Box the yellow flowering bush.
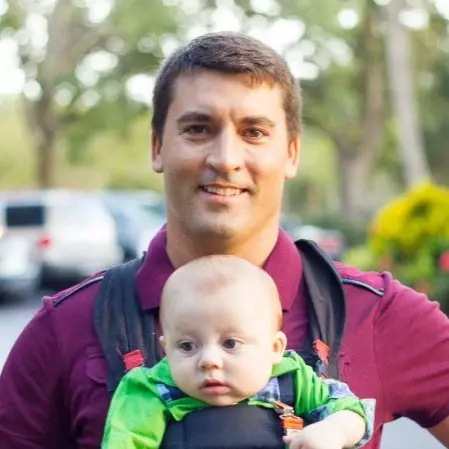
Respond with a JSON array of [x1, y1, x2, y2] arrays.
[[369, 182, 449, 307]]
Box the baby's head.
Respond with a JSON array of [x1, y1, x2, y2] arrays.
[[159, 255, 287, 406]]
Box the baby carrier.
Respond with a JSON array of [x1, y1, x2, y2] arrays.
[[94, 239, 347, 448]]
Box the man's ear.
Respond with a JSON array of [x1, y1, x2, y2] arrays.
[[152, 130, 163, 173], [272, 331, 287, 364], [159, 335, 166, 351], [285, 136, 300, 180]]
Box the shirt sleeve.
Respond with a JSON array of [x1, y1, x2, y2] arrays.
[[375, 276, 449, 427], [291, 352, 375, 447], [0, 299, 65, 449], [102, 367, 167, 449]]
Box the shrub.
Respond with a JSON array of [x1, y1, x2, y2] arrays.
[[369, 182, 449, 311]]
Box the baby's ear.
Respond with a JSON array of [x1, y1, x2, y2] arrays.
[[159, 336, 166, 350], [272, 331, 287, 364]]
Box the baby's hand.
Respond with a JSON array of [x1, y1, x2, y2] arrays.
[[283, 421, 345, 449]]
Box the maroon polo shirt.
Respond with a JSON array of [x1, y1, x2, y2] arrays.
[[1, 227, 449, 449]]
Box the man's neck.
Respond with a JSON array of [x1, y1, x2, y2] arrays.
[[165, 223, 280, 269]]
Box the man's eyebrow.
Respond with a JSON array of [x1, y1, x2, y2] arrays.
[[176, 111, 212, 125], [241, 116, 276, 128]]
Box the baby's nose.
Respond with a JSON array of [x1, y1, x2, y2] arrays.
[[198, 347, 223, 370]]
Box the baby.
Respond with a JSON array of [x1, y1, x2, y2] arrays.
[[102, 255, 374, 449]]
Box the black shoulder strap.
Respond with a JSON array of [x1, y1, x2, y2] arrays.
[[295, 239, 346, 379], [93, 257, 161, 392], [278, 371, 295, 405]]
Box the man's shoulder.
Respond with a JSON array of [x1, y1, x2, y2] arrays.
[[335, 261, 386, 298], [46, 270, 106, 310], [38, 270, 107, 344], [36, 270, 109, 367], [334, 261, 418, 306], [334, 261, 440, 322]]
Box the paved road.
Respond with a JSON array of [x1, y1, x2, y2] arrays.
[[0, 292, 445, 448]]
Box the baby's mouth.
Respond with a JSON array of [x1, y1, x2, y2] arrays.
[[201, 379, 226, 388]]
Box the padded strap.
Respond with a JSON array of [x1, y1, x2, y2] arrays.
[[278, 371, 295, 406], [93, 257, 160, 392], [295, 239, 346, 379]]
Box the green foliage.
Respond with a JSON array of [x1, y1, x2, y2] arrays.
[[343, 244, 378, 271], [107, 168, 163, 192], [370, 182, 449, 258], [0, 100, 35, 189], [0, 99, 162, 190], [0, 0, 185, 185], [369, 182, 449, 308], [57, 0, 183, 158]]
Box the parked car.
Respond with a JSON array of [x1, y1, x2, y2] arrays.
[[126, 190, 167, 221], [281, 215, 345, 261], [0, 190, 123, 284], [0, 230, 41, 299], [99, 190, 165, 261]]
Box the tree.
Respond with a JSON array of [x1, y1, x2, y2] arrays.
[[276, 0, 386, 220], [1, 0, 183, 187], [302, 0, 385, 220], [412, 1, 449, 185], [385, 0, 431, 186]]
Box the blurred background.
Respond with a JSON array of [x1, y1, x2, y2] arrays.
[[0, 0, 448, 447]]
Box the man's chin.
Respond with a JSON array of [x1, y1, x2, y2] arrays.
[[191, 220, 242, 240]]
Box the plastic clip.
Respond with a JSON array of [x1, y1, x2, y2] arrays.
[[272, 400, 304, 436]]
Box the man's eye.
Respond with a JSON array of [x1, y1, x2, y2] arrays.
[[243, 128, 267, 139], [185, 125, 209, 135], [179, 341, 195, 352], [223, 339, 240, 350]]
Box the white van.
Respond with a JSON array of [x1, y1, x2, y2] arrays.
[[0, 190, 123, 284]]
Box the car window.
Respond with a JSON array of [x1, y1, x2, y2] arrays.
[[5, 204, 46, 228]]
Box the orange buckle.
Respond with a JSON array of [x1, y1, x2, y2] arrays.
[[281, 415, 304, 436], [272, 400, 304, 435], [123, 349, 144, 372], [313, 339, 330, 365]]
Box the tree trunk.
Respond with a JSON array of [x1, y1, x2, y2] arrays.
[[336, 138, 379, 221], [334, 2, 384, 221], [13, 0, 95, 188], [35, 128, 56, 189], [307, 1, 385, 220], [24, 95, 57, 188], [385, 0, 431, 186]]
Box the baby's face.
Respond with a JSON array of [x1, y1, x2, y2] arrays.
[[161, 283, 285, 406]]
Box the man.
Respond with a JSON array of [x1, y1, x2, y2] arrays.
[[0, 31, 448, 449]]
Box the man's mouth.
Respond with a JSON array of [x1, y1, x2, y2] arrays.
[[201, 185, 247, 196]]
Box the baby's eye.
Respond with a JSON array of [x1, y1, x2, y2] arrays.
[[223, 339, 240, 350], [179, 341, 196, 353]]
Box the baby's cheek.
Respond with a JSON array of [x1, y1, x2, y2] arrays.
[[239, 359, 272, 393], [170, 359, 193, 383]]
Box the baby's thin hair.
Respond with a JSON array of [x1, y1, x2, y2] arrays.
[[160, 255, 283, 330]]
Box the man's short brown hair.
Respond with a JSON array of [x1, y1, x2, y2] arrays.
[[151, 31, 301, 142]]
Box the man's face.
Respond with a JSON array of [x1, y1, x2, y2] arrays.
[[152, 70, 299, 242], [161, 282, 285, 406]]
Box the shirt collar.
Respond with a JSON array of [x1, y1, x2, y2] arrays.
[[136, 226, 302, 312]]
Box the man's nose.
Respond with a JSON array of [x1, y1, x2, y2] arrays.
[[205, 126, 244, 173], [198, 347, 223, 370]]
